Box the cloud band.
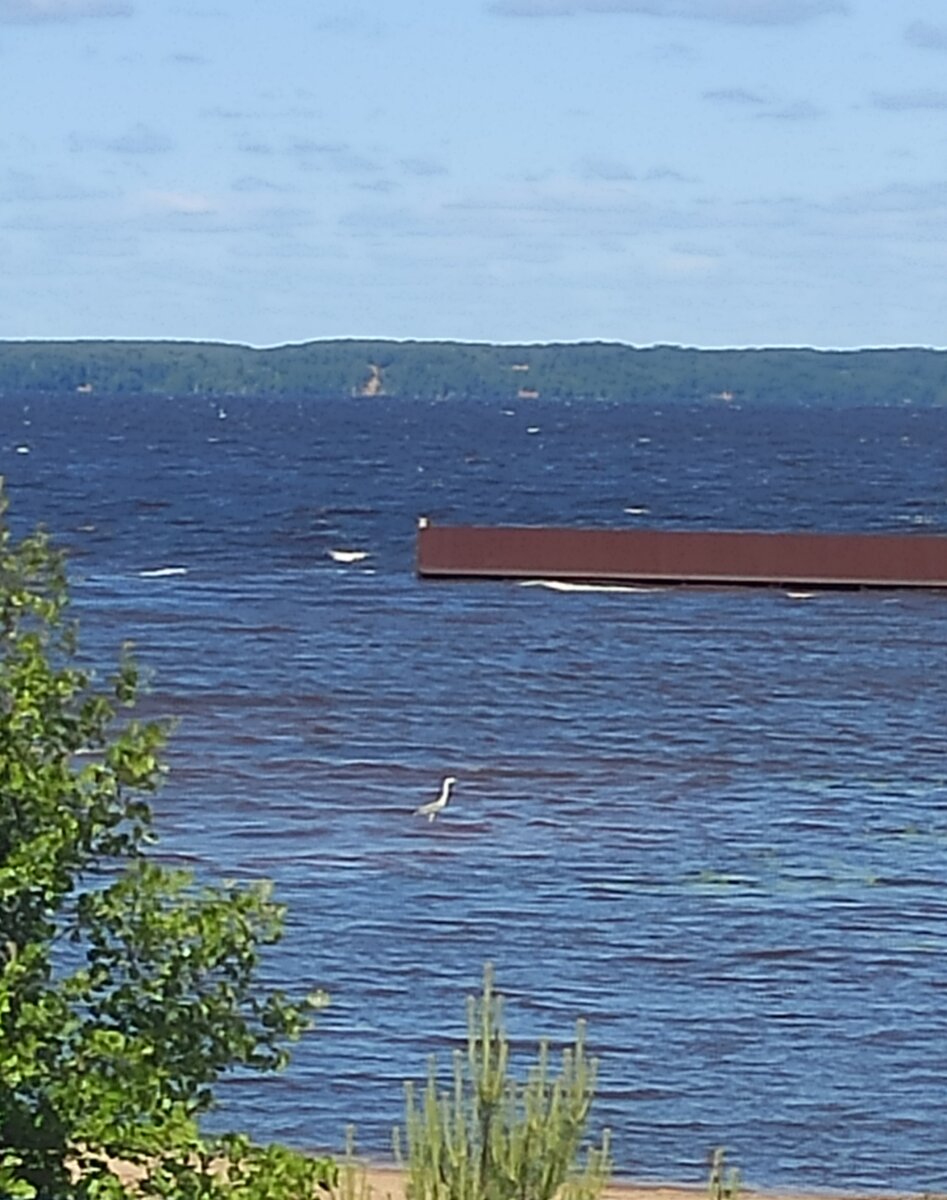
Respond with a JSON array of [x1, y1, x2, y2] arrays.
[[0, 0, 132, 23], [488, 0, 847, 25]]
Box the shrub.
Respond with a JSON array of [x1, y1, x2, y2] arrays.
[[707, 1148, 741, 1200], [397, 964, 611, 1200]]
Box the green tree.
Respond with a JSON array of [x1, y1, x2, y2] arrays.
[[0, 484, 332, 1199]]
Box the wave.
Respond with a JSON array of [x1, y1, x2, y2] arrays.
[[519, 578, 663, 594]]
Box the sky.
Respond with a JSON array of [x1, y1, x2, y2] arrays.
[[2, 0, 947, 348]]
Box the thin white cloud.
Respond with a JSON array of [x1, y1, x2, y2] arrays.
[[703, 89, 823, 119], [138, 189, 217, 216], [872, 89, 947, 111], [757, 99, 823, 120], [661, 247, 721, 275], [905, 20, 947, 52], [820, 181, 947, 218], [238, 140, 274, 156], [69, 123, 174, 154], [106, 123, 173, 154], [0, 168, 102, 202], [399, 156, 449, 178], [353, 179, 398, 194], [231, 176, 292, 194], [488, 0, 847, 25], [290, 141, 380, 176], [0, 0, 131, 21], [704, 87, 767, 104], [579, 156, 637, 181], [338, 176, 696, 251], [644, 165, 696, 182]]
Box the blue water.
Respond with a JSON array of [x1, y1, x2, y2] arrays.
[[4, 394, 947, 1191]]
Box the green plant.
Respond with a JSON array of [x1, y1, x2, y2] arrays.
[[707, 1148, 741, 1200], [397, 964, 611, 1200], [0, 483, 328, 1199], [332, 1126, 382, 1200]]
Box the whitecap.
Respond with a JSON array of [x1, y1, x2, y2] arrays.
[[519, 579, 660, 594], [15, 445, 29, 455], [138, 566, 189, 578], [329, 549, 370, 564]]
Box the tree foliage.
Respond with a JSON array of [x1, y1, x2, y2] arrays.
[[2, 338, 947, 404], [0, 485, 330, 1198]]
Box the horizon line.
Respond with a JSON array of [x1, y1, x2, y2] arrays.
[[2, 335, 947, 354]]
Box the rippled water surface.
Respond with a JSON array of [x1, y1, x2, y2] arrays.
[[3, 395, 947, 1190]]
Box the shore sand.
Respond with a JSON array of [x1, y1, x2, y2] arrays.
[[91, 1154, 933, 1200], [357, 1165, 928, 1200]]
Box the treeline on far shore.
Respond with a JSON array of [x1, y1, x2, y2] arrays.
[[2, 338, 947, 405]]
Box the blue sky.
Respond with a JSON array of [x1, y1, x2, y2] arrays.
[[2, 0, 946, 348]]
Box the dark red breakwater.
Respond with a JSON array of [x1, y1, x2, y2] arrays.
[[416, 521, 947, 589]]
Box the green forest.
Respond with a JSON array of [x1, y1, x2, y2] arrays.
[[1, 338, 947, 404]]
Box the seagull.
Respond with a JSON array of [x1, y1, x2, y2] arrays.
[[415, 776, 456, 822]]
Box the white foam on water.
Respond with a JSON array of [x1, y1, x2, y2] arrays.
[[519, 578, 661, 594]]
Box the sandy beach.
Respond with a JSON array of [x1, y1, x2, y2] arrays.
[[355, 1164, 931, 1200], [78, 1149, 938, 1200]]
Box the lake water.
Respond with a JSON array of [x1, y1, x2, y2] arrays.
[[3, 394, 947, 1191]]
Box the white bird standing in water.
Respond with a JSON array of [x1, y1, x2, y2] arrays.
[[415, 776, 456, 822]]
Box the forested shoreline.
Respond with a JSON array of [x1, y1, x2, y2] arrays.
[[2, 338, 947, 404]]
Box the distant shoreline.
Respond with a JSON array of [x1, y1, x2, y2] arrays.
[[2, 338, 947, 404]]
